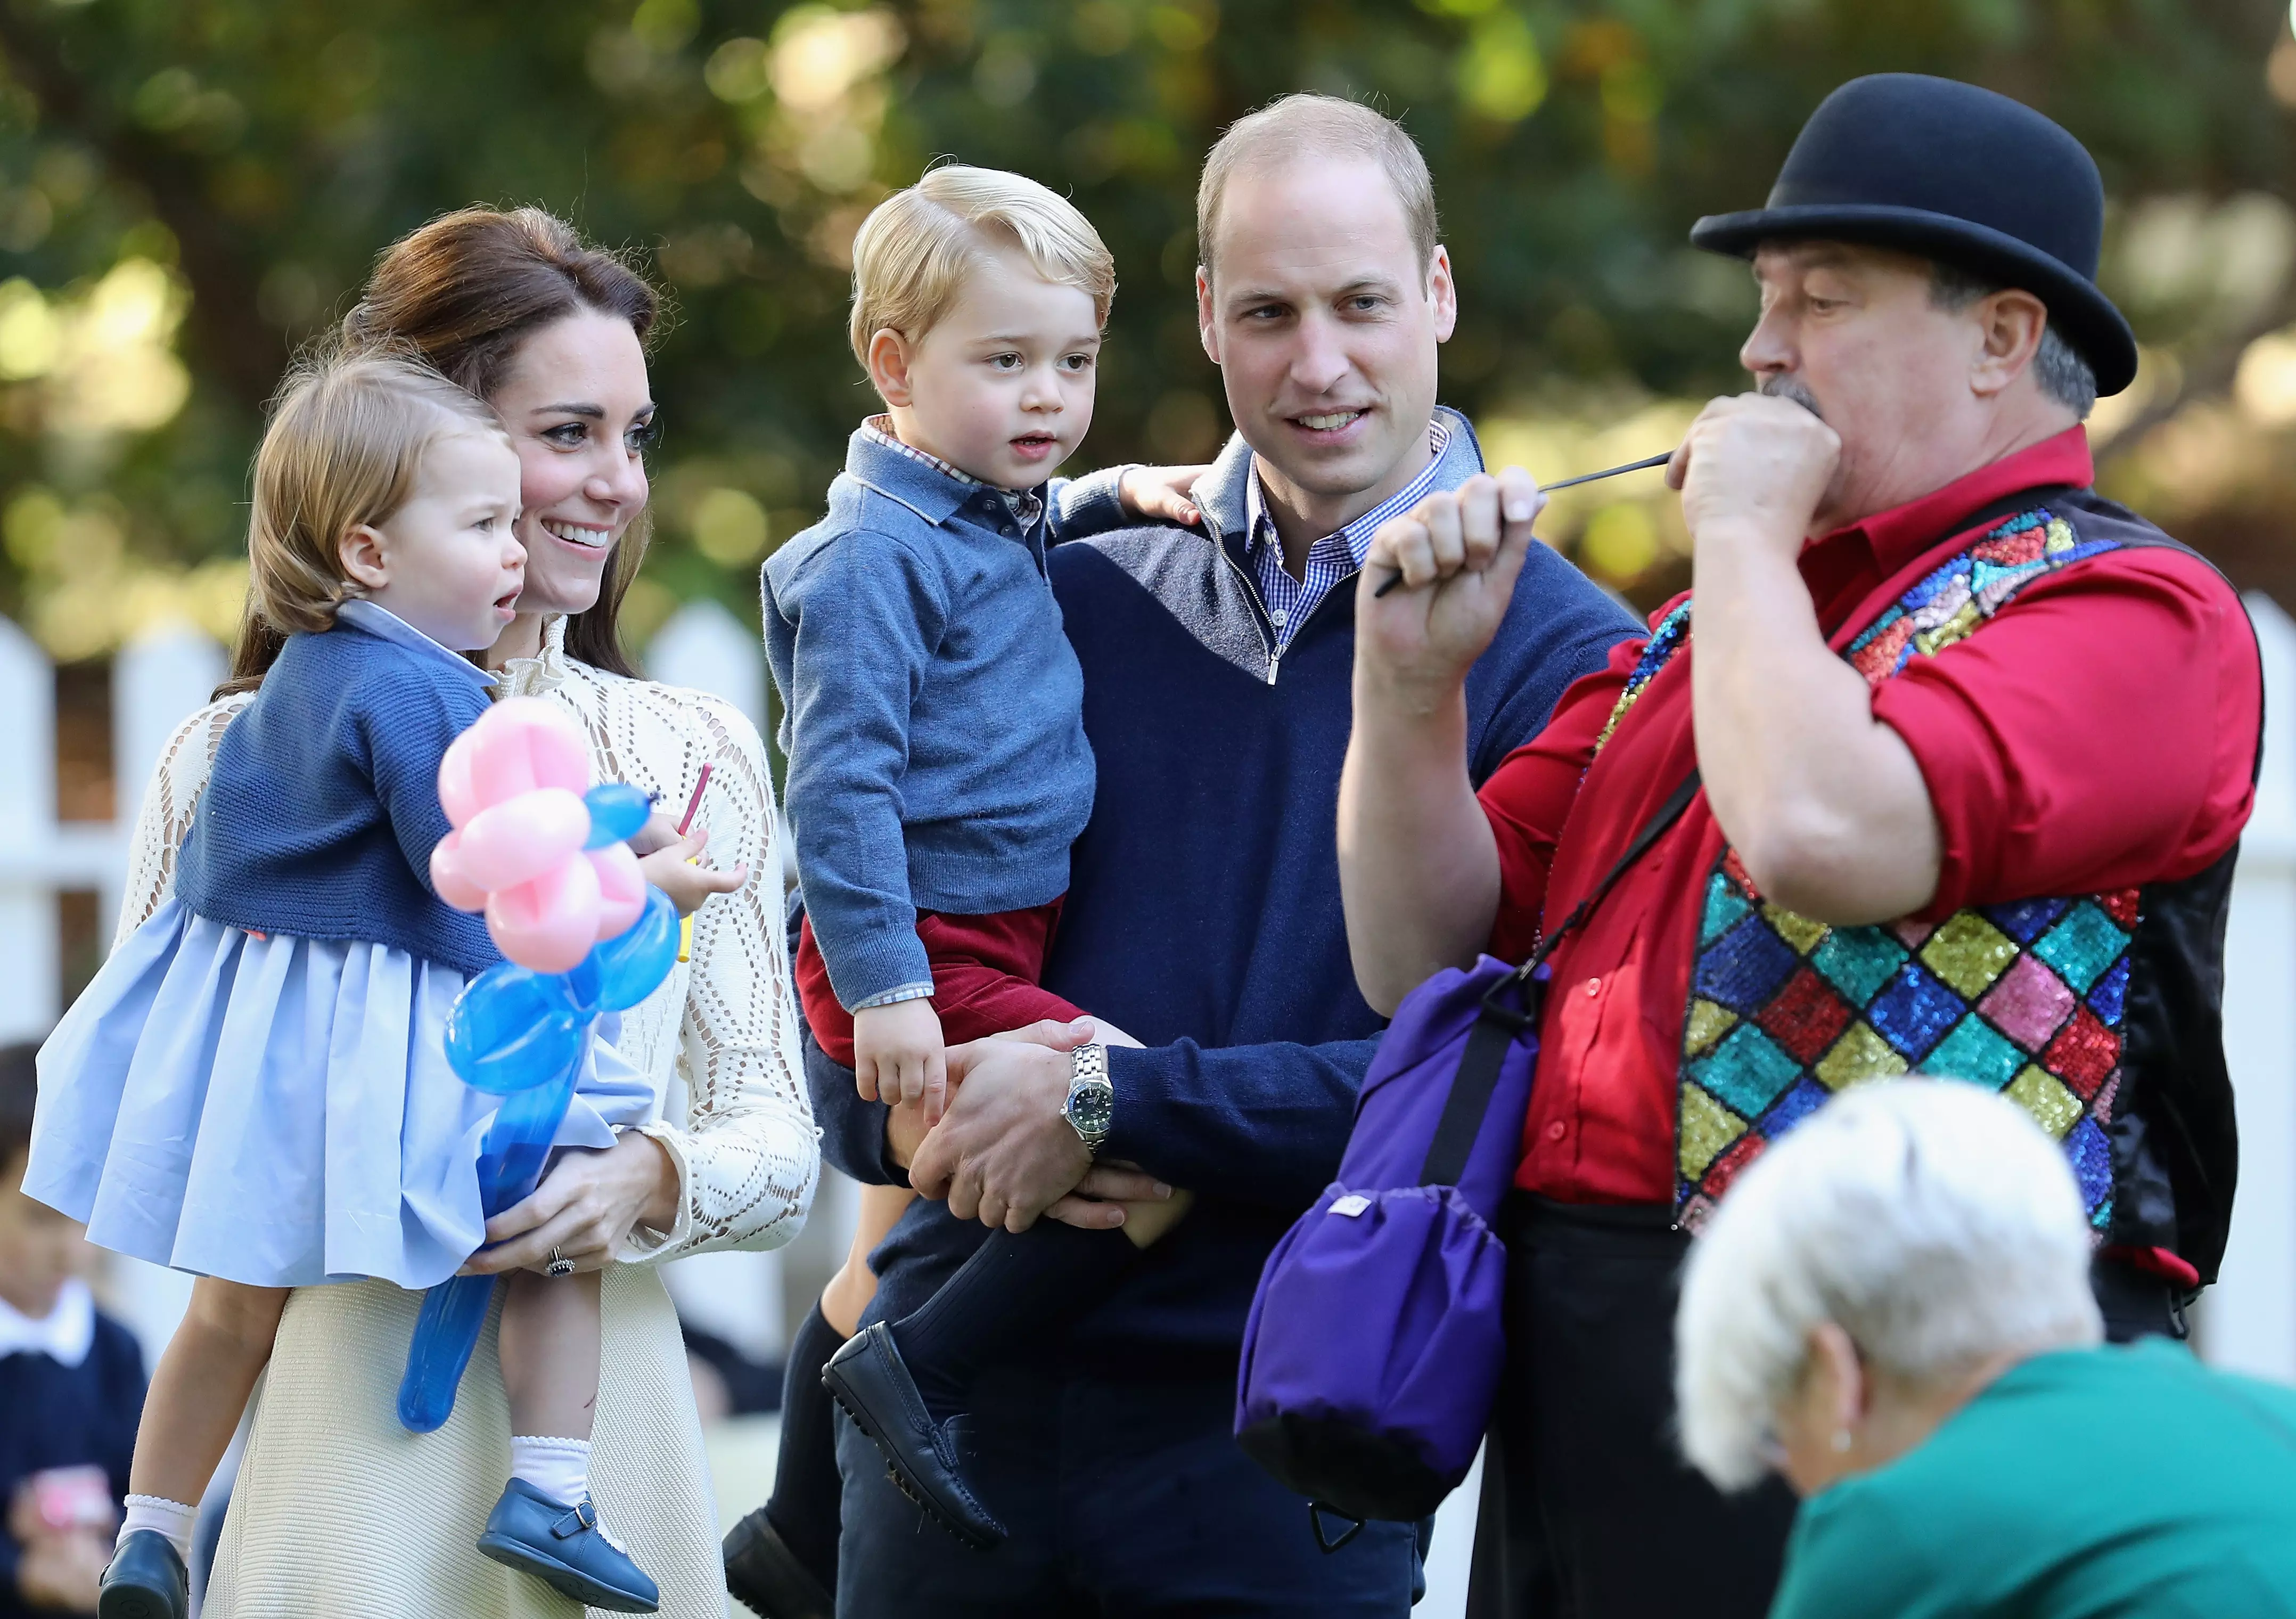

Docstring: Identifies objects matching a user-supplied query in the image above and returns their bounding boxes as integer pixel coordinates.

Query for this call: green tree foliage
[0,0,2284,653]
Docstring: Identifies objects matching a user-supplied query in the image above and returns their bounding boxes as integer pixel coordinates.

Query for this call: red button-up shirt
[1480,427,2261,1208]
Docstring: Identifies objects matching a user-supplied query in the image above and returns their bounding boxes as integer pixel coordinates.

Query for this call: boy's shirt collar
[849,416,1047,536]
[0,1275,94,1368]
[860,413,986,488]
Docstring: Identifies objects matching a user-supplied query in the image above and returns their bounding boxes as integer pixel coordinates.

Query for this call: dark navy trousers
[834,1364,1423,1616]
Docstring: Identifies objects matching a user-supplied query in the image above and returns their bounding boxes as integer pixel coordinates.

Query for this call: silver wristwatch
[1062,1043,1113,1157]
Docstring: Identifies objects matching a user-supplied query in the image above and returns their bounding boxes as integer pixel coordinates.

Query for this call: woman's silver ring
[546,1248,575,1279]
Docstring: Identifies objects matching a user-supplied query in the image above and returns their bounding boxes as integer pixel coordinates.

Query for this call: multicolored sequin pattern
[1593,599,1691,755]
[1843,509,2118,687]
[1670,506,2133,1230]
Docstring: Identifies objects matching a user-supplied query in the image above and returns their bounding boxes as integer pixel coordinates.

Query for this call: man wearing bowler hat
[1335,73,2264,1618]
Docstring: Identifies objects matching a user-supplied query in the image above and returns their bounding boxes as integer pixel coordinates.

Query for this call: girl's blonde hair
[847,164,1115,367]
[244,351,507,641]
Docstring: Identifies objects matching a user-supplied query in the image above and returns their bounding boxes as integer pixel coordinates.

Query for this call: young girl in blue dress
[23,354,662,1618]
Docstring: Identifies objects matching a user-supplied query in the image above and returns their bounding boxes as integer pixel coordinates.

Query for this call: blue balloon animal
[396,782,681,1434]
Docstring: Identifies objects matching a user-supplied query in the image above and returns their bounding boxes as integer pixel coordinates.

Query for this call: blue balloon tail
[396,1274,498,1432]
[396,1034,586,1433]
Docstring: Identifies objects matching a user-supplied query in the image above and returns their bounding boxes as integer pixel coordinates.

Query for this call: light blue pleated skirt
[24,898,654,1291]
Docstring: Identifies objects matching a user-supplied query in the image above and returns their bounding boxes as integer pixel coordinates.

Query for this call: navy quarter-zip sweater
[807,409,1639,1370]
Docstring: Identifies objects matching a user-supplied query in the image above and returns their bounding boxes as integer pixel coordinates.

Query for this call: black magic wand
[1370,450,1674,598]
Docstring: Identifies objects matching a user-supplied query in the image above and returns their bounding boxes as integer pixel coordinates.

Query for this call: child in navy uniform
[1,1043,142,1619]
[26,356,661,1617]
[756,166,1193,1566]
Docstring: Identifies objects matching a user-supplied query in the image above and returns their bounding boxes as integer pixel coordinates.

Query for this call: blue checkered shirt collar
[859,414,1045,533]
[1242,416,1452,649]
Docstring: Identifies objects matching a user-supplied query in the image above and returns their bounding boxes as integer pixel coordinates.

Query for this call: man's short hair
[1196,94,1439,284]
[1930,260,2100,421]
[847,164,1116,368]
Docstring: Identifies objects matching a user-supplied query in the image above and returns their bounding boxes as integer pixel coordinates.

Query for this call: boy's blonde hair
[247,352,507,637]
[848,165,1116,367]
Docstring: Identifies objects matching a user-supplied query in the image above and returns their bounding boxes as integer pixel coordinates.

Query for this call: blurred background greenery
[0,0,2290,671]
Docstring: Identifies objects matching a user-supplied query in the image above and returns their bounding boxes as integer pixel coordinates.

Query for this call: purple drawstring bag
[1235,771,1699,1530]
[1233,956,1539,1526]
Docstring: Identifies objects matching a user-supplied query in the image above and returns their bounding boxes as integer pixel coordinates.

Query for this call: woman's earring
[1831,1429,1853,1454]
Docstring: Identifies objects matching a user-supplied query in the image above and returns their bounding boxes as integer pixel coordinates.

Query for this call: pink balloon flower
[429,697,638,974]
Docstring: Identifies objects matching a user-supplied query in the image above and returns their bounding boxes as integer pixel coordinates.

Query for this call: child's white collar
[0,1275,94,1369]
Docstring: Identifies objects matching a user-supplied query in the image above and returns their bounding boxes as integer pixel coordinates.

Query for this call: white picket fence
[6,595,2296,1391]
[0,598,792,1368]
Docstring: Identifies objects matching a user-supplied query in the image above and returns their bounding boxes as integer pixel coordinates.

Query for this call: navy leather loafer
[477,1478,660,1613]
[722,1507,834,1619]
[99,1530,188,1619]
[821,1322,1006,1550]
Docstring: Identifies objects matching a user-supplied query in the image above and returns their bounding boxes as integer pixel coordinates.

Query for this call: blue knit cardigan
[174,601,502,976]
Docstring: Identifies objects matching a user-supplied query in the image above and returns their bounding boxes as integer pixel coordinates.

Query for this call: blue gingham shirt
[862,414,1045,535]
[1243,416,1452,651]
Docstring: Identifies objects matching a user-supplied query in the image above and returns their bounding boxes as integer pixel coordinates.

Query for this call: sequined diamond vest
[1608,492,2249,1283]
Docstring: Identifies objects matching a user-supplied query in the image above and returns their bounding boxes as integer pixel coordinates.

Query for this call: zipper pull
[1266,652,1279,685]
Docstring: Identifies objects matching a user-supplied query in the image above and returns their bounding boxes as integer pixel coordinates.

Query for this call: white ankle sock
[510,1435,591,1506]
[119,1495,198,1560]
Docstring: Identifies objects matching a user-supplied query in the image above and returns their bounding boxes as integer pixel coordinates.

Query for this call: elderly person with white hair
[1677,1080,2296,1618]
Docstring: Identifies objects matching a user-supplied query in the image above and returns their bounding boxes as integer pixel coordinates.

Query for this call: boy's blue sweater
[807,411,1639,1371]
[174,601,501,977]
[762,430,1101,1010]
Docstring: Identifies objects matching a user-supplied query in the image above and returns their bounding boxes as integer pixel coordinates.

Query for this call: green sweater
[1770,1340,2296,1618]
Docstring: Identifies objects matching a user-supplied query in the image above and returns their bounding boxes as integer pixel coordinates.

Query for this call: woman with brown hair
[116,207,821,1618]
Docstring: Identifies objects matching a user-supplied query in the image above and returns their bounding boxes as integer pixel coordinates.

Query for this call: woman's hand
[1118,464,1210,529]
[632,812,748,917]
[463,1131,680,1275]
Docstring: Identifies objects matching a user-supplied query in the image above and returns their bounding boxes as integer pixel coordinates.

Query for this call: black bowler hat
[1690,73,2138,397]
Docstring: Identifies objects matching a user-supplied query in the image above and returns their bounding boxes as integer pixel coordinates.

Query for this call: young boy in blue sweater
[758,166,1192,1561]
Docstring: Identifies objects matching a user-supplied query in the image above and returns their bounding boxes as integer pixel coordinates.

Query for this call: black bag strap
[1417,767,1702,1187]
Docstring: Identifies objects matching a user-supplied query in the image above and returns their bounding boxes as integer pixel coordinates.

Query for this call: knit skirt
[203,1265,728,1619]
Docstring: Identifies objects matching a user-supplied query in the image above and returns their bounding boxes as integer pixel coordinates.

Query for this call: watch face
[1070,1084,1113,1136]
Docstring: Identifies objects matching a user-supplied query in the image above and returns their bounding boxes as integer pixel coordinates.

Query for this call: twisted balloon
[397,697,681,1433]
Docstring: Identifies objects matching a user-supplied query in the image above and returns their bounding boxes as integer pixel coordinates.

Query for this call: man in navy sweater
[808,95,1637,1616]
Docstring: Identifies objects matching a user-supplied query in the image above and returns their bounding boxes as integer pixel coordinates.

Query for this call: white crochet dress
[124,617,819,1619]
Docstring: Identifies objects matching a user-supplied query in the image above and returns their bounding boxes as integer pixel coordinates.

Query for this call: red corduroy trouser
[794,899,1084,1068]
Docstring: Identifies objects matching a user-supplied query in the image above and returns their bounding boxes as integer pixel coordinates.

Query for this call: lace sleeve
[622,690,821,1262]
[113,697,248,951]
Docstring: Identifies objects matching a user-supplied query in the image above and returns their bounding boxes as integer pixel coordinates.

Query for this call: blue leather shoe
[98,1530,188,1619]
[477,1478,660,1613]
[821,1322,1006,1550]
